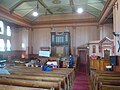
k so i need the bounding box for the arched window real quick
[0,21,4,35]
[0,39,5,51]
[7,26,11,36]
[7,40,11,51]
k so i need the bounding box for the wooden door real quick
[79,50,87,65]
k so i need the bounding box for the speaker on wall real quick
[110,56,117,66]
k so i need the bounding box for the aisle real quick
[73,65,89,90]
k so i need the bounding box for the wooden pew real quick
[99,85,120,90]
[0,78,61,90]
[95,76,120,90]
[7,66,74,90]
[10,71,70,90]
[94,73,120,90]
[8,66,74,83]
[8,66,74,86]
[0,74,66,90]
[0,84,51,90]
[90,69,120,90]
[90,70,120,86]
[99,80,120,90]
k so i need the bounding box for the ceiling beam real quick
[10,0,35,13]
[85,10,98,17]
[88,4,102,11]
[69,0,75,12]
[0,5,31,27]
[10,0,53,14]
[23,8,35,18]
[38,0,53,14]
[99,0,106,5]
[10,0,24,13]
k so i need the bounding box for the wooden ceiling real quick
[0,0,116,27]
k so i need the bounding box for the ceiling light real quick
[52,0,61,4]
[32,11,38,17]
[77,8,83,14]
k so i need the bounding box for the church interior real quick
[0,0,120,90]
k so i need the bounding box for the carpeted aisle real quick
[73,65,89,90]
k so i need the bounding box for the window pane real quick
[0,21,4,35]
[7,40,11,51]
[0,39,5,51]
[7,26,11,36]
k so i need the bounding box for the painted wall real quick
[10,13,113,57]
[75,26,99,47]
[32,28,51,54]
[99,24,113,40]
[11,27,28,51]
[31,25,99,55]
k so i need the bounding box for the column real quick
[113,1,120,55]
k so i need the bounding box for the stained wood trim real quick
[99,0,117,24]
[99,0,111,20]
[32,22,98,29]
[32,18,97,25]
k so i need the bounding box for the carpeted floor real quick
[73,65,89,90]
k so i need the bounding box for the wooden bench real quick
[99,85,120,90]
[90,69,120,90]
[0,74,66,90]
[8,66,75,86]
[0,78,61,90]
[0,84,52,90]
[7,66,74,90]
[90,69,120,84]
[99,80,120,90]
[95,76,120,90]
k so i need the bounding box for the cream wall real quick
[31,25,99,55]
[11,27,28,52]
[10,25,113,56]
[10,13,113,56]
[99,24,113,40]
[75,26,99,47]
[32,28,51,54]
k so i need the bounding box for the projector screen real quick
[39,51,50,57]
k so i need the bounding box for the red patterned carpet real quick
[73,65,89,90]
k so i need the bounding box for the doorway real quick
[79,50,87,65]
[77,47,89,74]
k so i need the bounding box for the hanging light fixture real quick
[77,0,83,14]
[77,8,83,14]
[52,0,61,4]
[32,1,39,17]
[33,11,38,17]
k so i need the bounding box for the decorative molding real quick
[32,22,98,29]
[32,18,97,25]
